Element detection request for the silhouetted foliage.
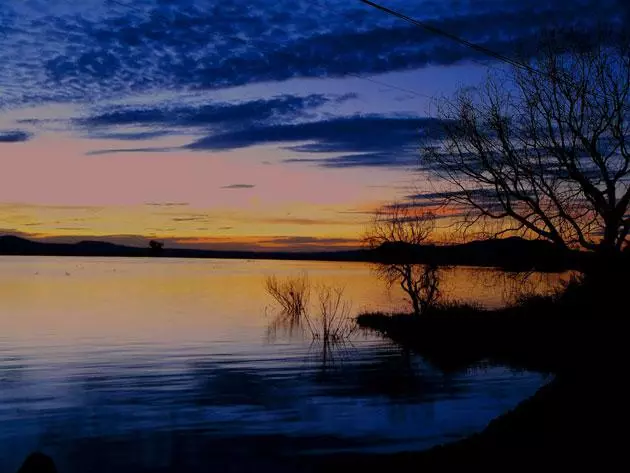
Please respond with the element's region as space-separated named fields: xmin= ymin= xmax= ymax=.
xmin=148 ymin=240 xmax=164 ymax=255
xmin=425 ymin=34 xmax=630 ymax=258
xmin=364 ymin=203 xmax=442 ymax=316
xmin=264 ymin=273 xmax=356 ymax=342
xmin=264 ymin=272 xmax=310 ymax=320
xmin=304 ymin=284 xmax=356 ymax=341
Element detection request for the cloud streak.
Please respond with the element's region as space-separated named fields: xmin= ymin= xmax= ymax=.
xmin=82 ymin=94 xmax=338 ymax=129
xmin=187 ymin=115 xmax=446 ymax=168
xmin=80 ymin=91 xmax=445 ymax=169
xmin=0 ymin=130 xmax=32 ymax=142
xmin=221 ymin=184 xmax=255 ymax=189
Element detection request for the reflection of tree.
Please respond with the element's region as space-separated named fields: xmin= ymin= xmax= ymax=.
xmin=265 ymin=282 xmax=359 ymax=379
xmin=264 ymin=278 xmax=356 ymax=341
xmin=265 ymin=301 xmax=356 ymax=378
xmin=262 ymin=275 xmax=468 ymax=400
xmin=304 ymin=285 xmax=356 ymax=342
xmin=477 ymin=269 xmax=571 ymax=306
xmin=305 ymin=338 xmax=355 ymax=379
xmin=307 ymin=343 xmax=467 ymax=402
xmin=265 ymin=306 xmax=305 ymax=343
xmin=441 ymin=267 xmax=572 ymax=307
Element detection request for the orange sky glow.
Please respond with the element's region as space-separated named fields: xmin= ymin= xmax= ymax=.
xmin=1 ymin=127 xmax=442 ymax=250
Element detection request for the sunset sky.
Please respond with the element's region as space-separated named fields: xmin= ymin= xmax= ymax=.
xmin=0 ymin=0 xmax=624 ymax=251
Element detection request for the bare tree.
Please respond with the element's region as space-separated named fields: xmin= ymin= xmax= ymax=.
xmin=264 ymin=272 xmax=310 ymax=319
xmin=424 ymin=35 xmax=630 ymax=259
xmin=363 ymin=203 xmax=441 ymax=316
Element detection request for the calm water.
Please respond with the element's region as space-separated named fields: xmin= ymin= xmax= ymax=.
xmin=0 ymin=257 xmax=565 ymax=472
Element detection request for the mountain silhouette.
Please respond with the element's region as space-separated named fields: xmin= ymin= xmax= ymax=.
xmin=0 ymin=235 xmax=584 ymax=270
xmin=371 ymin=236 xmax=580 ymax=271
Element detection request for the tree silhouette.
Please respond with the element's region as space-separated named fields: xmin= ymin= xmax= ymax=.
xmin=363 ymin=203 xmax=441 ymax=316
xmin=424 ymin=34 xmax=630 ymax=259
xmin=149 ymin=240 xmax=164 ymax=255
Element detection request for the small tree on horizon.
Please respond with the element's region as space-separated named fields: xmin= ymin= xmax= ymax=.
xmin=149 ymin=240 xmax=164 ymax=254
xmin=363 ymin=203 xmax=441 ymax=316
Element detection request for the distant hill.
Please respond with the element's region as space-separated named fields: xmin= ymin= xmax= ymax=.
xmin=0 ymin=235 xmax=370 ymax=262
xmin=0 ymin=235 xmax=584 ymax=271
xmin=369 ymin=236 xmax=585 ymax=271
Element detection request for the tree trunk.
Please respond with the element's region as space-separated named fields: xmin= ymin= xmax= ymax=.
xmin=597 ymin=231 xmax=619 ymax=265
xmin=410 ymin=292 xmax=421 ymax=317
xmin=587 ymin=230 xmax=624 ymax=281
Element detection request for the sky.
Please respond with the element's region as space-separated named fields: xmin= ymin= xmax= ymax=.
xmin=0 ymin=0 xmax=625 ymax=251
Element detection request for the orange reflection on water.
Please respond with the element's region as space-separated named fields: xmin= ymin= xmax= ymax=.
xmin=0 ymin=257 xmax=572 ymax=352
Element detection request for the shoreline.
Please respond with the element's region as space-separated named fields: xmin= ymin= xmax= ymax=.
xmin=0 ymin=235 xmax=589 ymax=271
xmin=351 ymin=292 xmax=626 ymax=471
xmin=315 ymin=373 xmax=623 ymax=472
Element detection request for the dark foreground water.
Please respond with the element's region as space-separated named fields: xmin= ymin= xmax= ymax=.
xmin=0 ymin=257 xmax=562 ymax=472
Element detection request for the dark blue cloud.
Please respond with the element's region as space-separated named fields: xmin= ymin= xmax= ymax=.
xmin=81 ymin=92 xmax=356 ymax=156
xmin=87 ymin=130 xmax=171 ymax=140
xmin=186 ymin=115 xmax=447 ymax=168
xmin=145 ymin=201 xmax=189 ymax=207
xmin=0 ymin=0 xmax=625 ymax=106
xmin=88 ymin=112 xmax=444 ymax=168
xmin=284 ymin=152 xmax=420 ymax=169
xmin=0 ymin=130 xmax=32 ymax=142
xmin=187 ymin=116 xmax=444 ymax=150
xmin=221 ymin=184 xmax=255 ymax=189
xmin=83 ymin=94 xmax=337 ymax=129
xmin=85 ymin=146 xmax=173 ymax=156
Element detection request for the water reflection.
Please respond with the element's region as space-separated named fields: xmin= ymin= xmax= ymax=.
xmin=265 ymin=307 xmax=305 ymax=343
xmin=0 ymin=257 xmax=555 ymax=473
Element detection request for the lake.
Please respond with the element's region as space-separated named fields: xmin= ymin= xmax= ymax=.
xmin=0 ymin=257 xmax=566 ymax=472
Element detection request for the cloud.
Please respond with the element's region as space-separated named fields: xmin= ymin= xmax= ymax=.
xmin=80 ymin=92 xmax=354 ymax=154
xmin=0 ymin=1 xmax=625 ymax=106
xmin=256 ymin=236 xmax=360 ymax=250
xmin=260 ymin=236 xmax=355 ymax=245
xmin=284 ymin=152 xmax=419 ymax=169
xmin=0 ymin=130 xmax=32 ymax=142
xmin=188 ymin=115 xmax=444 ymax=150
xmin=221 ymin=184 xmax=255 ymax=189
xmin=83 ymin=94 xmax=336 ymax=129
xmin=264 ymin=217 xmax=350 ymax=226
xmin=172 ymin=216 xmax=208 ymax=222
xmin=85 ymin=146 xmax=174 ymax=156
xmin=145 ymin=202 xmax=189 ymax=207
xmin=86 ymin=130 xmax=172 ymax=141
xmin=188 ymin=115 xmax=446 ymax=168
xmin=80 ymin=103 xmax=446 ymax=169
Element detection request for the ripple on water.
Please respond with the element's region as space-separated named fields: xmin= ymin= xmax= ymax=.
xmin=0 ymin=257 xmax=552 ymax=473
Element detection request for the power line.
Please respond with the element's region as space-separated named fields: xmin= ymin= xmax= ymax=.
xmin=357 ymin=0 xmax=621 ymax=105
xmin=346 ymin=73 xmax=432 ymax=100
xmin=358 ymin=0 xmax=542 ymax=76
